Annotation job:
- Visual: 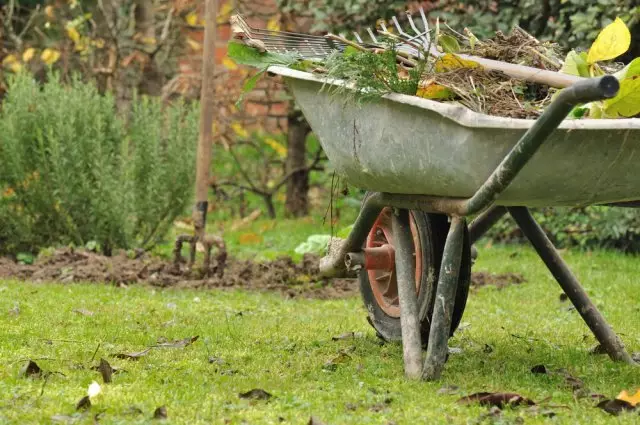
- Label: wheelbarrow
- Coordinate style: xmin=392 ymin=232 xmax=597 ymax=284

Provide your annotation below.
xmin=268 ymin=65 xmax=640 ymax=380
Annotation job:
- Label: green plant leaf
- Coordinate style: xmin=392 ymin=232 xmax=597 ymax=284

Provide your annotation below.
xmin=439 ymin=35 xmax=461 ymax=53
xmin=603 ymin=76 xmax=640 ymax=118
xmin=235 ymin=70 xmax=266 ymax=110
xmin=227 ymin=42 xmax=299 ymax=69
xmin=16 ymin=252 xmax=34 ymax=265
xmin=560 ymin=51 xmax=590 ymax=77
xmin=587 ymin=17 xmax=631 ymax=64
xmin=614 ymin=57 xmax=640 ymax=80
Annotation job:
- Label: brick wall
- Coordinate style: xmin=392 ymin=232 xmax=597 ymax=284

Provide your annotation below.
xmin=176 ymin=0 xmax=289 ymax=134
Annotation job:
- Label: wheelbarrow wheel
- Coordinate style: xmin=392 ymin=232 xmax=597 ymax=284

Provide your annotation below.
xmin=358 ymin=203 xmax=471 ymax=344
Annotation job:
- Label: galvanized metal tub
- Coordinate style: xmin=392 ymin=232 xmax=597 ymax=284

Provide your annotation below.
xmin=269 ymin=66 xmax=640 ymax=207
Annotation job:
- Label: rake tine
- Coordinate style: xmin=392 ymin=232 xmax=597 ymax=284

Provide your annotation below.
xmin=406 ymin=11 xmax=429 ymax=47
xmin=353 ymin=32 xmax=364 ymax=43
xmin=366 ymin=27 xmax=379 ymax=44
xmin=419 ymin=7 xmax=431 ymax=45
xmin=392 ymin=16 xmax=412 ymax=39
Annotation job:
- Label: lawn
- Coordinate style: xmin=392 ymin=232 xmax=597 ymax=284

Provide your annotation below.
xmin=2 ymin=245 xmax=640 ymax=424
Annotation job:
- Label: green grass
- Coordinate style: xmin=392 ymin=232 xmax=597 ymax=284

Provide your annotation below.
xmin=2 ymin=245 xmax=640 ymax=424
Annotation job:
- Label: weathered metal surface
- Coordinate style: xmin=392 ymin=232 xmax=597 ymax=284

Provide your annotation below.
xmin=269 ymin=66 xmax=640 ymax=207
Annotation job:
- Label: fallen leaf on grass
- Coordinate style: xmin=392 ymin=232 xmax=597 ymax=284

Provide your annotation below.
xmin=51 ymin=413 xmax=83 ymax=424
xmin=22 ymin=360 xmax=42 ymax=378
xmin=73 ymin=308 xmax=95 ymax=317
xmin=76 ymin=396 xmax=91 ymax=411
xmin=616 ymin=389 xmax=640 ymax=407
xmin=331 ymin=332 xmax=363 ymax=341
xmin=437 ymin=385 xmax=460 ymax=395
xmin=458 ymin=392 xmax=535 ymax=408
xmin=123 ymin=406 xmax=143 ymax=416
xmin=8 ymin=304 xmax=20 ymax=315
xmin=153 ymin=406 xmax=168 ymax=419
xmin=155 ymin=336 xmax=199 ymax=348
xmin=530 ymin=365 xmax=584 ymax=390
xmin=596 ymin=399 xmax=636 ymax=415
xmin=208 ymin=356 xmax=225 ymax=364
xmin=239 ymin=388 xmax=272 ymax=401
xmin=483 ymin=344 xmax=494 ymax=354
xmin=308 ymin=417 xmax=327 ymax=425
xmin=114 ymin=348 xmax=151 ymax=360
xmin=98 ymin=358 xmax=112 ymax=383
xmin=323 ymin=352 xmax=351 ymax=371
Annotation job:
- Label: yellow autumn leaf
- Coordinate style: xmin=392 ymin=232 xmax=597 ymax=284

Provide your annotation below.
xmin=9 ymin=62 xmax=23 ymax=73
xmin=45 ymin=5 xmax=55 ymax=20
xmin=222 ymin=56 xmax=238 ymax=70
xmin=41 ymin=48 xmax=61 ymax=65
xmin=91 ymin=38 xmax=106 ymax=49
xmin=603 ymin=76 xmax=640 ymax=118
xmin=141 ymin=37 xmax=157 ymax=46
xmin=417 ymin=82 xmax=454 ymax=100
xmin=616 ymin=389 xmax=640 ymax=407
xmin=238 ymin=232 xmax=263 ymax=245
xmin=265 ymin=137 xmax=287 ymax=157
xmin=186 ymin=38 xmax=202 ymax=51
xmin=66 ymin=26 xmax=81 ymax=44
xmin=217 ymin=3 xmax=233 ymax=23
xmin=587 ymin=17 xmax=631 ymax=64
xmin=2 ymin=54 xmax=18 ymax=66
xmin=185 ymin=11 xmax=199 ymax=26
xmin=266 ymin=17 xmax=280 ymax=32
xmin=435 ymin=53 xmax=481 ymax=73
xmin=22 ymin=48 xmax=36 ymax=63
xmin=231 ymin=122 xmax=249 ymax=139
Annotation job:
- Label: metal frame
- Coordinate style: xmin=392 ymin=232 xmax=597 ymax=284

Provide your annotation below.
xmin=319 ymin=75 xmax=636 ymax=380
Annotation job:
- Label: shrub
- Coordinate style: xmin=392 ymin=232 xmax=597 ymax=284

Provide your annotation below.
xmin=0 ymin=73 xmax=198 ymax=256
xmin=484 ymin=206 xmax=640 ymax=253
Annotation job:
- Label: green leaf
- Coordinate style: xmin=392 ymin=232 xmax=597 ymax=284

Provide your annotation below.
xmin=439 ymin=35 xmax=461 ymax=53
xmin=235 ymin=70 xmax=266 ymax=110
xmin=603 ymin=76 xmax=640 ymax=118
xmin=587 ymin=17 xmax=631 ymax=64
xmin=560 ymin=51 xmax=590 ymax=77
xmin=614 ymin=57 xmax=640 ymax=80
xmin=227 ymin=42 xmax=299 ymax=69
xmin=16 ymin=252 xmax=34 ymax=265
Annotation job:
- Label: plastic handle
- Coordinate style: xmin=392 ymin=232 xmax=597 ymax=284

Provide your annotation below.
xmin=559 ymin=75 xmax=620 ymax=105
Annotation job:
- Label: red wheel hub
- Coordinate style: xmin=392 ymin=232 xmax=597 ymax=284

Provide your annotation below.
xmin=365 ymin=208 xmax=423 ymax=318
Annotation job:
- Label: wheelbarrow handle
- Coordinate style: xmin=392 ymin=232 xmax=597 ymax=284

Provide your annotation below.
xmin=462 ymin=75 xmax=620 ymax=215
xmin=558 ymin=75 xmax=619 ymax=104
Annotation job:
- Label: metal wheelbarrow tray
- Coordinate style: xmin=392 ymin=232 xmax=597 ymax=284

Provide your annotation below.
xmin=269 ymin=65 xmax=640 ymax=380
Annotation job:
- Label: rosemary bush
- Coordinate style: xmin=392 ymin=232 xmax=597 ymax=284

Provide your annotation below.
xmin=0 ymin=73 xmax=197 ymax=256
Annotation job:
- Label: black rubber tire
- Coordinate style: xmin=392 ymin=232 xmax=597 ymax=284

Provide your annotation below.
xmin=359 ymin=209 xmax=472 ymax=344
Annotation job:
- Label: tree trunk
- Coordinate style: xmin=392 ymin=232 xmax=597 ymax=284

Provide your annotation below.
xmin=135 ymin=0 xmax=164 ymax=96
xmin=285 ymin=110 xmax=311 ymax=217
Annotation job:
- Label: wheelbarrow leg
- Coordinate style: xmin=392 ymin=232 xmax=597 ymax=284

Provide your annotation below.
xmin=423 ymin=216 xmax=466 ymax=380
xmin=391 ymin=209 xmax=423 ymax=379
xmin=508 ymin=207 xmax=635 ymax=365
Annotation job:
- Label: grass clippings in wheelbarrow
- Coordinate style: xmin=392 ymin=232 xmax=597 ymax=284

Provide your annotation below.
xmin=229 ymin=16 xmax=640 ymax=120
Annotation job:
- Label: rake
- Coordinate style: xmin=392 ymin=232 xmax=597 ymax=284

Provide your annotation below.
xmin=230 ymin=9 xmax=581 ymax=88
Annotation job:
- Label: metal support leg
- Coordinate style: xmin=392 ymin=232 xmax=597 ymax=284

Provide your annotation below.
xmin=469 ymin=206 xmax=507 ymax=244
xmin=392 ymin=209 xmax=423 ymax=379
xmin=508 ymin=207 xmax=635 ymax=365
xmin=423 ymin=217 xmax=466 ymax=380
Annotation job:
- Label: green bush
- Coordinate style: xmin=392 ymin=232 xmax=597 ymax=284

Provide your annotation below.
xmin=484 ymin=206 xmax=640 ymax=252
xmin=0 ymin=73 xmax=198 ymax=256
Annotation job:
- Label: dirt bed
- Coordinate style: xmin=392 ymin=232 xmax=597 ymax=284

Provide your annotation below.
xmin=0 ymin=248 xmax=524 ymax=298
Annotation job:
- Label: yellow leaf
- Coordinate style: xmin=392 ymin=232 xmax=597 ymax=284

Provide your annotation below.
xmin=91 ymin=38 xmax=106 ymax=49
xmin=186 ymin=38 xmax=202 ymax=51
xmin=587 ymin=17 xmax=631 ymax=64
xmin=264 ymin=137 xmax=287 ymax=158
xmin=2 ymin=54 xmax=18 ymax=66
xmin=603 ymin=76 xmax=640 ymax=118
xmin=238 ymin=232 xmax=263 ymax=245
xmin=41 ymin=48 xmax=61 ymax=65
xmin=231 ymin=122 xmax=249 ymax=139
xmin=66 ymin=26 xmax=81 ymax=44
xmin=417 ymin=82 xmax=454 ymax=100
xmin=141 ymin=37 xmax=157 ymax=46
xmin=266 ymin=17 xmax=280 ymax=32
xmin=185 ymin=11 xmax=199 ymax=27
xmin=9 ymin=62 xmax=23 ymax=73
xmin=434 ymin=53 xmax=481 ymax=72
xmin=217 ymin=3 xmax=233 ymax=23
xmin=616 ymin=389 xmax=640 ymax=407
xmin=222 ymin=56 xmax=238 ymax=70
xmin=22 ymin=48 xmax=36 ymax=63
xmin=45 ymin=5 xmax=55 ymax=19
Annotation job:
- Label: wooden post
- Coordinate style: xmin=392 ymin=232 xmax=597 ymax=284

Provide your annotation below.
xmin=192 ymin=0 xmax=218 ymax=239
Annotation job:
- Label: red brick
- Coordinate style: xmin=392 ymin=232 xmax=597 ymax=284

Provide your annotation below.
xmin=269 ymin=102 xmax=288 ymax=117
xmin=246 ymin=102 xmax=270 ymax=117
xmin=217 ymin=24 xmax=231 ymax=41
